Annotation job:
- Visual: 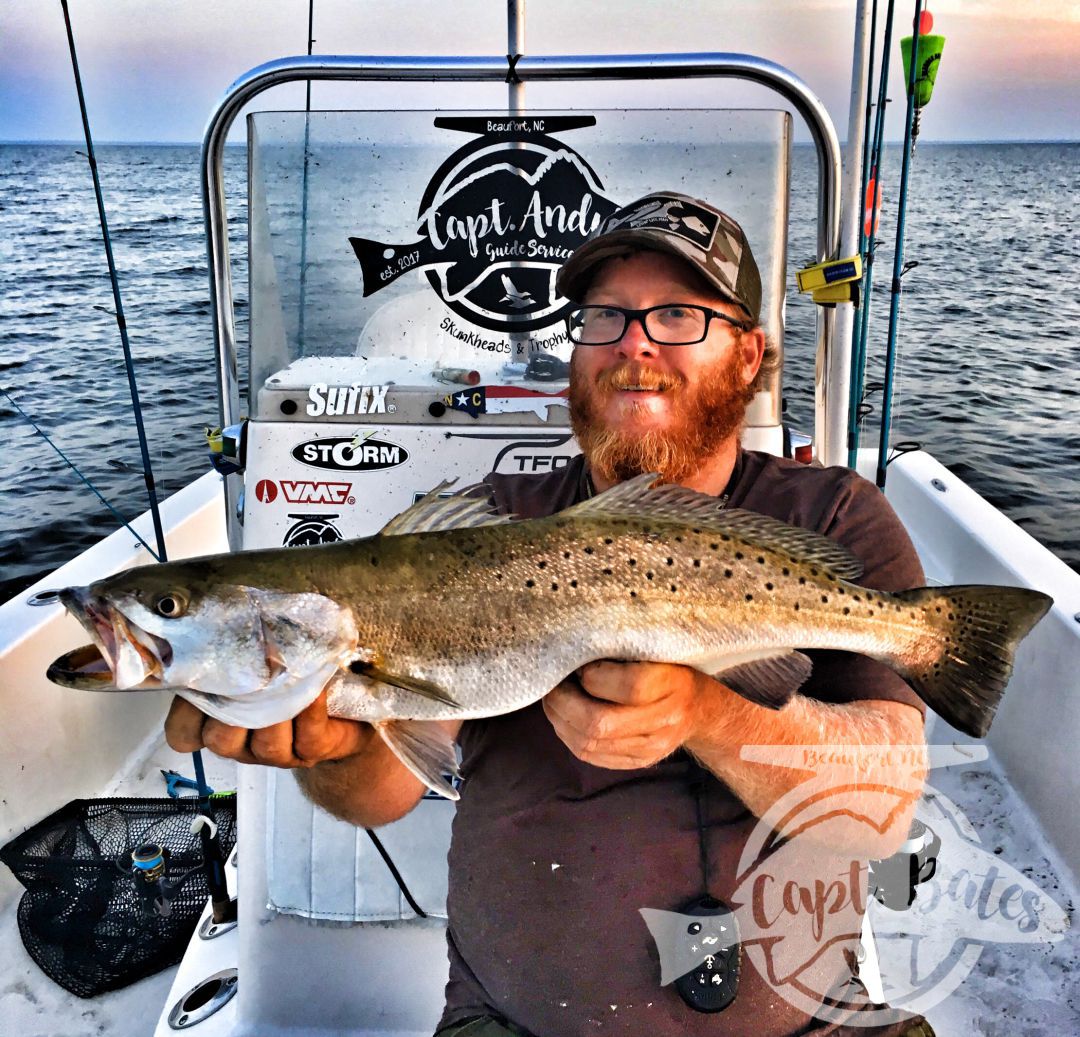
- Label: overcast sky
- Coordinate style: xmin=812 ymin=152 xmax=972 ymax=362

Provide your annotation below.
xmin=2 ymin=0 xmax=1078 ymax=144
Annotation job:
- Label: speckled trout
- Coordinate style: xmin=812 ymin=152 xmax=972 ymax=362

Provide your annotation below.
xmin=49 ymin=476 xmax=1052 ymax=798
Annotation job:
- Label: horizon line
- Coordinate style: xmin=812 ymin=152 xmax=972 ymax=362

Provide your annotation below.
xmin=3 ymin=137 xmax=1079 ymax=147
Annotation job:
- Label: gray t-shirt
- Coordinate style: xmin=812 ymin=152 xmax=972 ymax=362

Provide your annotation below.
xmin=439 ymin=451 xmax=926 ymax=1037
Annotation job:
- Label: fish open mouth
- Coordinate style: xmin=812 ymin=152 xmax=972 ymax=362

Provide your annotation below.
xmin=52 ymin=589 xmax=172 ymax=690
xmin=47 ymin=643 xmax=160 ymax=690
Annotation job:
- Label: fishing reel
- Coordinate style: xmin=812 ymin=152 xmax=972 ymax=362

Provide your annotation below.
xmin=129 ymin=842 xmax=180 ymax=918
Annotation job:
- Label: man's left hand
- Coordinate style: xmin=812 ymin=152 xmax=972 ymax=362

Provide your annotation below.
xmin=543 ymin=660 xmax=721 ymax=769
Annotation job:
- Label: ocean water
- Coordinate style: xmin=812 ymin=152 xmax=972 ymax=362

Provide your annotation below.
xmin=0 ymin=140 xmax=1077 ymax=601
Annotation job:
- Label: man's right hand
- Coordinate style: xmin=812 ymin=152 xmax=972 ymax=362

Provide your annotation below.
xmin=164 ymin=689 xmax=374 ymax=769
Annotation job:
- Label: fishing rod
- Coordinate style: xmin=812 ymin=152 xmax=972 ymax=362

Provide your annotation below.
xmin=60 ymin=0 xmax=168 ymax=561
xmin=847 ymin=0 xmax=897 ymax=468
xmin=60 ymin=1 xmax=214 ymax=804
xmin=297 ymin=0 xmax=316 ymax=355
xmin=875 ymin=0 xmax=925 ymax=489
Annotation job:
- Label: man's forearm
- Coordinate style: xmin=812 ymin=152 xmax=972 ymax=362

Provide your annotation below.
xmin=295 ymin=727 xmax=427 ymax=829
xmin=685 ymin=679 xmax=927 ymax=857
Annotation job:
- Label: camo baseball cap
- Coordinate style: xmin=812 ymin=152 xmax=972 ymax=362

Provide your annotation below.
xmin=557 ymin=191 xmax=762 ymax=323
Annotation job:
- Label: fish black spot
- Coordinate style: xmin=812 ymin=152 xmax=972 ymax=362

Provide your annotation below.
xmin=666 ymin=557 xmax=674 ymax=566
xmin=584 ymin=546 xmax=594 ymax=555
xmin=538 ymin=560 xmax=547 ymax=569
xmin=670 ymin=584 xmax=678 ymax=592
xmin=782 ymin=567 xmax=790 ymax=576
xmin=629 ymin=558 xmax=637 ymax=566
xmin=837 ymin=587 xmax=845 ymax=595
xmin=710 ymin=543 xmax=719 ymax=550
xmin=821 ymin=595 xmax=829 ymax=603
xmin=604 ymin=537 xmax=614 ymax=545
xmin=724 ymin=569 xmax=733 ymax=579
xmin=843 ymin=606 xmax=851 ymax=615
xmin=630 ymin=590 xmax=638 ymax=598
xmin=675 ymin=535 xmax=684 ymax=543
xmin=495 ymin=573 xmax=503 ymax=581
xmin=765 ymin=582 xmax=774 ymax=591
xmin=735 ymin=551 xmax=744 ymax=560
xmin=745 ymin=593 xmax=753 ymax=602
xmin=948 ymin=612 xmax=955 ymax=620
xmin=563 ymin=551 xmax=571 ymax=559
xmin=756 ymin=556 xmax=765 ymax=565
xmin=525 ymin=579 xmax=535 ymax=588
xmin=551 ymin=582 xmax=559 ymax=591
xmin=646 ymin=571 xmax=654 ymax=580
xmin=810 ymin=568 xmax=819 ymax=576
xmin=852 ymin=593 xmax=861 ymax=602
xmin=799 ymin=577 xmax=807 ymax=585
xmin=826 ymin=573 xmax=836 ymax=582
xmin=370 ymin=556 xmax=379 ymax=566
xmin=692 ymin=528 xmax=701 ymax=534
xmin=693 ymin=560 xmax=701 ymax=568
xmin=570 ymin=579 xmax=578 ymax=588
xmin=602 ymin=567 xmax=613 ymax=576
xmin=794 ymin=602 xmax=801 ymax=611
xmin=721 ymin=534 xmax=731 ymax=542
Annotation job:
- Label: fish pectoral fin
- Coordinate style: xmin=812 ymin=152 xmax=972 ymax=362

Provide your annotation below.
xmin=707 ymin=650 xmax=813 ymax=709
xmin=378 ymin=481 xmax=513 ymax=536
xmin=377 ymin=720 xmax=460 ymax=801
xmin=354 ymin=663 xmax=459 ymax=707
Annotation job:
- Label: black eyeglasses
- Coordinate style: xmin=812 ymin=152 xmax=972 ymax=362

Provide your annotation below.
xmin=565 ymin=304 xmax=753 ymax=346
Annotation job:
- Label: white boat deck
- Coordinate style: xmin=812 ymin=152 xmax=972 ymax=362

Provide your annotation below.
xmin=2 ymin=454 xmax=1078 ymax=1036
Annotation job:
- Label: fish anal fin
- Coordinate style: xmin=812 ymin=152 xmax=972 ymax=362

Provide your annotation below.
xmin=353 ymin=662 xmax=459 ymax=708
xmin=564 ymin=474 xmax=863 ymax=579
xmin=377 ymin=720 xmax=460 ymax=801
xmin=379 ymin=482 xmax=513 ymax=536
xmin=706 ymin=650 xmax=813 ymax=709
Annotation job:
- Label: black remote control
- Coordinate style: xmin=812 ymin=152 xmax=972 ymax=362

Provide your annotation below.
xmin=672 ymin=895 xmax=741 ymax=1013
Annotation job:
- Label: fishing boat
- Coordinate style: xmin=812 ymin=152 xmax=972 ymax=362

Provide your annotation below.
xmin=2 ymin=2 xmax=1077 ymax=1035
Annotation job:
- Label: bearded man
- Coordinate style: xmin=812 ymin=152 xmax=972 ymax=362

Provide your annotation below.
xmin=166 ymin=192 xmax=935 ymax=1037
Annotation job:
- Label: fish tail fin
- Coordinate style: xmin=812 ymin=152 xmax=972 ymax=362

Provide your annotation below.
xmin=376 ymin=719 xmax=461 ymax=801
xmin=891 ymin=585 xmax=1053 ymax=738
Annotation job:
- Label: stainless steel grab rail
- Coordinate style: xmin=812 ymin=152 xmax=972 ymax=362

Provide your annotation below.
xmin=201 ymin=53 xmax=842 ymax=545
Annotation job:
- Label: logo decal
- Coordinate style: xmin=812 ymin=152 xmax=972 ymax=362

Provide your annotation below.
xmin=349 ymin=115 xmax=618 ymax=334
xmin=255 ymin=479 xmax=355 ymax=505
xmin=306 ymin=383 xmax=395 ymax=417
xmin=254 ymin=479 xmax=278 ymax=503
xmin=283 ymin=513 xmax=344 ymax=547
xmin=292 ymin=433 xmax=409 ymax=473
xmin=440 ymin=385 xmax=570 ymax=420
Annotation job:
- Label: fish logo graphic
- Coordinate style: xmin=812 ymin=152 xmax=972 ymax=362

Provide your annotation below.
xmin=349 ymin=115 xmax=618 ymax=334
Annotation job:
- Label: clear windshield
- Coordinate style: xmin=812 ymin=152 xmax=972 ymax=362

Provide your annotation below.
xmin=247 ymin=109 xmax=790 ymax=420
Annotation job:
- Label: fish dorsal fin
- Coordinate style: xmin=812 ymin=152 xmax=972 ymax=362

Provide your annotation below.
xmin=379 ymin=480 xmax=513 ymax=536
xmin=565 ymin=473 xmax=863 ymax=579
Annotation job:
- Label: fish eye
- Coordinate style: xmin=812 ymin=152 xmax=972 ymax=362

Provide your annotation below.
xmin=153 ymin=593 xmax=187 ymax=618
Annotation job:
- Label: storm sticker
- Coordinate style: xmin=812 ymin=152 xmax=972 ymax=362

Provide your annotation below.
xmin=292 ymin=435 xmax=409 ymax=472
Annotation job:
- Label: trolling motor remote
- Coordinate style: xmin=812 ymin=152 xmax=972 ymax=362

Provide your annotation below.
xmin=672 ymin=895 xmax=741 ymax=1013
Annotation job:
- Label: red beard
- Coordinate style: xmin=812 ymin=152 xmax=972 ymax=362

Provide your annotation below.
xmin=569 ymin=352 xmax=754 ymax=484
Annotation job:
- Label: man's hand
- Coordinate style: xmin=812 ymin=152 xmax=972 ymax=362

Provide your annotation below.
xmin=165 ymin=689 xmax=373 ymax=769
xmin=543 ymin=660 xmax=723 ymax=769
